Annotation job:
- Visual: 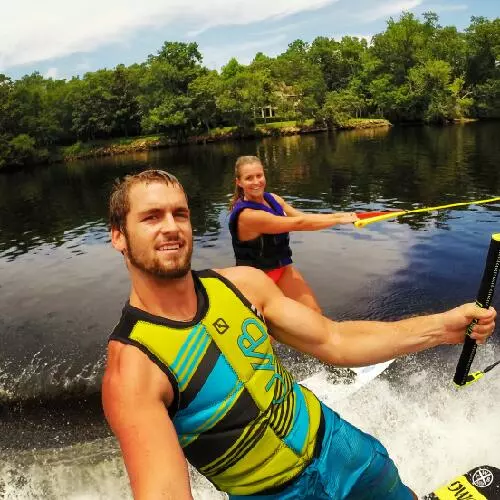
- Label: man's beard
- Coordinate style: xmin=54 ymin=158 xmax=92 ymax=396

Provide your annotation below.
xmin=124 ymin=232 xmax=192 ymax=280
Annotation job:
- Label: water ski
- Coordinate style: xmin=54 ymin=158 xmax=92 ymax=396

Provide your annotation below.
xmin=301 ymin=359 xmax=394 ymax=403
xmin=350 ymin=359 xmax=393 ymax=380
xmin=423 ymin=465 xmax=500 ymax=499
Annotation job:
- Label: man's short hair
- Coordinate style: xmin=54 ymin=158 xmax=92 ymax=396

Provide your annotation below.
xmin=109 ymin=169 xmax=186 ymax=231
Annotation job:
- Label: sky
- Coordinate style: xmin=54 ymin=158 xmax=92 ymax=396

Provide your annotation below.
xmin=1 ymin=0 xmax=498 ymax=80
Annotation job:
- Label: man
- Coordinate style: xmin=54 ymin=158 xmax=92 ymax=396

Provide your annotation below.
xmin=102 ymin=169 xmax=496 ymax=500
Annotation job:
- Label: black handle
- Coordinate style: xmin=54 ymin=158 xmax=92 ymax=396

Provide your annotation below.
xmin=453 ymin=234 xmax=500 ymax=386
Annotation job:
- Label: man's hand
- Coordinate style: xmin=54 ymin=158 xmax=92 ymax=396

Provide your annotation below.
xmin=439 ymin=303 xmax=496 ymax=345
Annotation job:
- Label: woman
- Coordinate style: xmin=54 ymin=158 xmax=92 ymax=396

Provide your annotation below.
xmin=229 ymin=155 xmax=358 ymax=312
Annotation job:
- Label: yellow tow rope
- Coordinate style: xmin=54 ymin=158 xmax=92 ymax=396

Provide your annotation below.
xmin=354 ymin=196 xmax=500 ymax=228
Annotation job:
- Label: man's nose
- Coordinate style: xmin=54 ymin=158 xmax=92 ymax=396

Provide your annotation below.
xmin=159 ymin=213 xmax=179 ymax=233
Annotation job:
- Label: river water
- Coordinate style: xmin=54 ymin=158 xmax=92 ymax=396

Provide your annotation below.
xmin=1 ymin=122 xmax=500 ymax=498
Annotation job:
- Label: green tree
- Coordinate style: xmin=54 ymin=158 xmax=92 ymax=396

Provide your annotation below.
xmin=9 ymin=73 xmax=64 ymax=146
xmin=465 ymin=17 xmax=500 ymax=86
xmin=188 ymin=71 xmax=221 ymax=133
xmin=109 ymin=64 xmax=141 ymax=137
xmin=0 ymin=75 xmax=14 ymax=135
xmin=473 ymin=78 xmax=500 ymax=117
xmin=407 ymin=60 xmax=472 ymax=122
xmin=370 ymin=12 xmax=428 ymax=85
xmin=273 ymin=40 xmax=326 ymax=120
xmin=321 ymin=88 xmax=367 ymax=126
xmin=70 ymin=70 xmax=116 ymax=140
xmin=140 ymin=42 xmax=204 ymax=138
xmin=309 ymin=36 xmax=368 ymax=92
xmin=141 ymin=94 xmax=193 ymax=140
xmin=217 ymin=67 xmax=270 ymax=128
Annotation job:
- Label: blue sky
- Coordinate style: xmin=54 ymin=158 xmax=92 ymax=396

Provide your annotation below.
xmin=1 ymin=0 xmax=498 ymax=80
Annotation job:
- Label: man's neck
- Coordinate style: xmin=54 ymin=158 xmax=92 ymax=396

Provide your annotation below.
xmin=129 ymin=270 xmax=198 ymax=322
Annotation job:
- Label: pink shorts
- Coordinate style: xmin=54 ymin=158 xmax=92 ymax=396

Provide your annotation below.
xmin=265 ymin=267 xmax=286 ymax=283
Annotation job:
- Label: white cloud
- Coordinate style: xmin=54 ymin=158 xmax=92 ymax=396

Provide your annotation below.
xmin=186 ymin=1 xmax=339 ymax=37
xmin=358 ymin=0 xmax=423 ymax=22
xmin=75 ymin=62 xmax=91 ymax=71
xmin=257 ymin=22 xmax=308 ymax=39
xmin=44 ymin=67 xmax=58 ymax=79
xmin=423 ymin=4 xmax=468 ymax=13
xmin=203 ymin=34 xmax=289 ymax=69
xmin=203 ymin=31 xmax=375 ymax=69
xmin=332 ymin=33 xmax=373 ymax=43
xmin=0 ymin=0 xmax=337 ymax=69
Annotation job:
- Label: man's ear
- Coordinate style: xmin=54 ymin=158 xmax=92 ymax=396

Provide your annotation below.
xmin=111 ymin=226 xmax=127 ymax=254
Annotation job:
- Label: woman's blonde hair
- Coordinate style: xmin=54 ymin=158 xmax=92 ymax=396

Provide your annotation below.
xmin=229 ymin=155 xmax=264 ymax=210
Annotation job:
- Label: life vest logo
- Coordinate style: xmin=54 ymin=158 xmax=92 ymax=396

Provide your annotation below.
xmin=472 ymin=468 xmax=494 ymax=488
xmin=213 ymin=318 xmax=229 ymax=335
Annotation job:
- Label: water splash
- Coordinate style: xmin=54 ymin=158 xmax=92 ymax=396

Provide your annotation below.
xmin=2 ymin=350 xmax=499 ymax=498
xmin=314 ymin=353 xmax=500 ymax=496
xmin=0 ymin=351 xmax=105 ymax=403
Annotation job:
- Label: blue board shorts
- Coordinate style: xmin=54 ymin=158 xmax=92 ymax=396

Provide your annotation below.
xmin=229 ymin=403 xmax=414 ymax=500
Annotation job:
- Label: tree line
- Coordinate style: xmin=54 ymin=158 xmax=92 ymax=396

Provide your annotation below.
xmin=0 ymin=12 xmax=499 ymax=169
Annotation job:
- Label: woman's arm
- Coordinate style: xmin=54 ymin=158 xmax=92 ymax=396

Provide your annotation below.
xmin=274 ymin=194 xmax=357 ymax=223
xmin=272 ymin=194 xmax=304 ymax=217
xmin=237 ymin=197 xmax=358 ymax=237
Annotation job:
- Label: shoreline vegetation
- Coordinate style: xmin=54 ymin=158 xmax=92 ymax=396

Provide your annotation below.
xmin=57 ymin=119 xmax=392 ymax=163
xmin=1 ymin=11 xmax=498 ymax=171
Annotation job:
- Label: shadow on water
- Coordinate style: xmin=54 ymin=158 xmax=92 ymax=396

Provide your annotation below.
xmin=0 ymin=392 xmax=108 ymax=451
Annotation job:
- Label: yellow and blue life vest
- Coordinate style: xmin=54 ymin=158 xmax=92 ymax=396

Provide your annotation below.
xmin=109 ymin=270 xmax=323 ymax=496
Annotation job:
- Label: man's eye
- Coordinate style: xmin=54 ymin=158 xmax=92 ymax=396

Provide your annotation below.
xmin=144 ymin=215 xmax=158 ymax=221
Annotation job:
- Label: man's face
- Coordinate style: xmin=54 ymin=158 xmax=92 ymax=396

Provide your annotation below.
xmin=113 ymin=181 xmax=193 ymax=279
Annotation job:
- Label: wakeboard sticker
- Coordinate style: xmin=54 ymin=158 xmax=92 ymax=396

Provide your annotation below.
xmin=423 ymin=465 xmax=500 ymax=499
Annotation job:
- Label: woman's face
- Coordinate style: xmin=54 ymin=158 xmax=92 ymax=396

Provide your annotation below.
xmin=236 ymin=163 xmax=266 ymax=199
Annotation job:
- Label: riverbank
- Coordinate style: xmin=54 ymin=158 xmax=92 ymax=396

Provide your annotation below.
xmin=55 ymin=119 xmax=391 ymax=163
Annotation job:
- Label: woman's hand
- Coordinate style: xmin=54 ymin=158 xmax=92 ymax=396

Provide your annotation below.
xmin=337 ymin=212 xmax=359 ymax=224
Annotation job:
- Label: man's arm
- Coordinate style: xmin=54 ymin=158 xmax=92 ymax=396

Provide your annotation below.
xmin=102 ymin=341 xmax=193 ymax=500
xmin=221 ymin=267 xmax=496 ymax=367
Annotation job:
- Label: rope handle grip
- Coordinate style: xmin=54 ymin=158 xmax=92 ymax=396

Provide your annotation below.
xmin=453 ymin=234 xmax=500 ymax=386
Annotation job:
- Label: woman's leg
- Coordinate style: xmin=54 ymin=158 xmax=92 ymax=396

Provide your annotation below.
xmin=276 ymin=265 xmax=322 ymax=313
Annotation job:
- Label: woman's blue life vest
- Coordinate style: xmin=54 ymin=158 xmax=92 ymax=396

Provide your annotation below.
xmin=229 ymin=192 xmax=293 ymax=271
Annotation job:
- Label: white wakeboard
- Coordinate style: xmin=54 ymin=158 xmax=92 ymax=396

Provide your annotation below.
xmin=300 ymin=359 xmax=394 ymax=402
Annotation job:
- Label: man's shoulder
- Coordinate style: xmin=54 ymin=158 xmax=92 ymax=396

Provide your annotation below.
xmin=209 ymin=267 xmax=276 ymax=304
xmin=205 ymin=267 xmax=270 ymax=319
xmin=103 ymin=341 xmax=175 ymax=417
xmin=103 ymin=341 xmax=144 ymax=390
xmin=108 ymin=301 xmax=137 ymax=342
xmin=211 ymin=266 xmax=267 ymax=284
